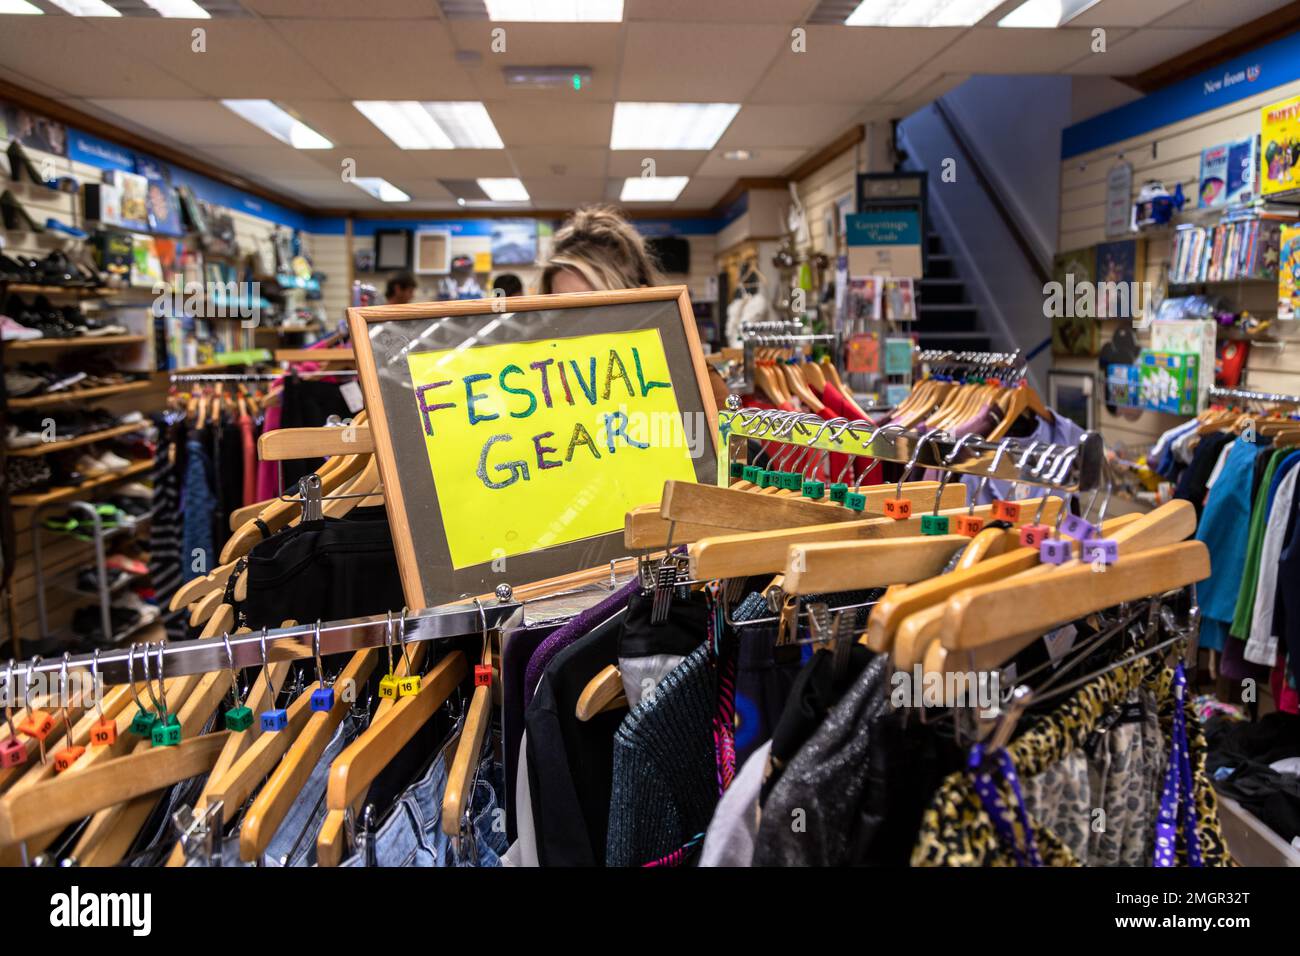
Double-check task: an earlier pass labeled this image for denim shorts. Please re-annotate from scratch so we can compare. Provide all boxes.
[341,753,507,867]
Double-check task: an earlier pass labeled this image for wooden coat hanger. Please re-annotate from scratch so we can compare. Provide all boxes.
[575,664,627,721]
[689,496,1062,580]
[441,634,494,838]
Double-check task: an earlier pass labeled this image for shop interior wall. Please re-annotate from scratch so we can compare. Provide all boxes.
[1053,75,1300,457]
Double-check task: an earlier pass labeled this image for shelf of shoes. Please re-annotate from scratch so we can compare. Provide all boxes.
[5,334,147,351]
[8,458,153,509]
[6,420,150,458]
[6,379,151,409]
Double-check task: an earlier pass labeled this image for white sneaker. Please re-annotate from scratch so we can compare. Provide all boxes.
[0,316,41,341]
[116,481,153,499]
[75,453,109,477]
[96,449,132,470]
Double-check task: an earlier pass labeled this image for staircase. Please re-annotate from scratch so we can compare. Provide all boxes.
[916,229,993,353]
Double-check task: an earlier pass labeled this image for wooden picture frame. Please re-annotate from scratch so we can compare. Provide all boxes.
[348,285,719,610]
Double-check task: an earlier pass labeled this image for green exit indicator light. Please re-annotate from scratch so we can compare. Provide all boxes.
[572,73,582,91]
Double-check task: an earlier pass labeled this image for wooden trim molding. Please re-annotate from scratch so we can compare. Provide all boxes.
[1122,1,1300,93]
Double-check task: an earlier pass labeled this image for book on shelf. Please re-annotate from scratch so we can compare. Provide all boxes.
[1170,214,1281,284]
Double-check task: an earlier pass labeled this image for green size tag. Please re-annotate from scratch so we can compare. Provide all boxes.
[921,515,950,535]
[224,706,254,732]
[781,472,803,491]
[129,708,159,737]
[802,480,825,500]
[742,465,762,484]
[151,713,181,748]
[729,462,744,479]
[843,492,866,512]
[829,483,848,503]
[759,470,779,488]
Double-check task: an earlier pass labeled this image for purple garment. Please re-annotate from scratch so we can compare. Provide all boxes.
[523,578,640,709]
[961,411,1087,507]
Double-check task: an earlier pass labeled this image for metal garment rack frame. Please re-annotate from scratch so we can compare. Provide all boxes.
[718,405,1105,493]
[4,599,522,698]
[1208,385,1300,406]
[739,319,840,398]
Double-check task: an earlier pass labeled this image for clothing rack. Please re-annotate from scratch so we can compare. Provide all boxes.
[739,319,840,397]
[3,599,522,697]
[720,404,1104,492]
[1207,385,1300,406]
[917,348,1026,380]
[168,370,360,383]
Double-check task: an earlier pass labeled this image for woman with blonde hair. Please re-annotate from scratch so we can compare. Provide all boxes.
[540,204,664,294]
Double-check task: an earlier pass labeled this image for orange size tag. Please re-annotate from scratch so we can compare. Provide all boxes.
[19,710,54,742]
[90,718,117,747]
[882,498,912,520]
[954,515,985,537]
[992,500,1021,523]
[53,746,86,773]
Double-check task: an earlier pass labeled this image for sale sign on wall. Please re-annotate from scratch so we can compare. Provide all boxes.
[406,328,698,569]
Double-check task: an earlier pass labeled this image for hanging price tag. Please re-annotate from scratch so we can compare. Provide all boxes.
[378,674,400,700]
[1019,524,1051,548]
[151,713,182,748]
[1060,514,1097,541]
[0,738,26,768]
[474,665,492,687]
[398,676,422,697]
[260,708,288,732]
[801,480,825,500]
[90,717,117,746]
[992,500,1021,522]
[954,515,985,537]
[1039,539,1072,565]
[19,710,54,742]
[224,706,253,732]
[843,492,867,512]
[1082,539,1118,565]
[828,483,849,503]
[882,497,912,519]
[53,746,86,773]
[310,687,335,712]
[921,515,950,535]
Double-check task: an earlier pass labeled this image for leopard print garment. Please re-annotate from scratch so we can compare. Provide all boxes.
[912,654,1232,866]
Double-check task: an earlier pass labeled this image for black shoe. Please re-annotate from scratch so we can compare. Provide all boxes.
[37,251,78,286]
[0,190,44,233]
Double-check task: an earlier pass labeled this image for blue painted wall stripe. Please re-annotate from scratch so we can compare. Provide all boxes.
[1061,30,1300,159]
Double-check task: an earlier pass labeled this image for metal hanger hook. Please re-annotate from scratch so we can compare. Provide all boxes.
[155,642,169,716]
[25,655,41,721]
[90,648,104,721]
[897,429,949,498]
[970,437,1017,515]
[4,660,16,738]
[313,620,325,690]
[933,434,981,514]
[223,632,241,711]
[398,607,413,675]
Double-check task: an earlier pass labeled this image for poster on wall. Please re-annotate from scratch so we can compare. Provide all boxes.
[1104,161,1133,238]
[146,180,183,236]
[1050,247,1100,356]
[1198,137,1257,207]
[1261,93,1300,200]
[1280,224,1300,321]
[3,104,67,156]
[1094,238,1144,319]
[490,219,537,266]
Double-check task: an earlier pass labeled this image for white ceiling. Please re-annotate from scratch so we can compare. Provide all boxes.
[0,0,1289,212]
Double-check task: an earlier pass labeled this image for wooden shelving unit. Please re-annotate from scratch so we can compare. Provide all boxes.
[9,458,152,509]
[2,283,118,296]
[6,379,151,409]
[7,421,149,458]
[6,334,146,351]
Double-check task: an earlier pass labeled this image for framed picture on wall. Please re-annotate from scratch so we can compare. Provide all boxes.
[1048,370,1095,433]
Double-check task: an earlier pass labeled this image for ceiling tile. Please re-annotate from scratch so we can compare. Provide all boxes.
[624,0,809,22]
[716,104,863,149]
[606,151,709,176]
[1065,27,1222,74]
[507,146,608,177]
[940,27,1129,73]
[272,18,477,99]
[696,147,806,177]
[674,177,733,206]
[90,19,332,99]
[520,176,608,204]
[0,19,202,98]
[88,99,275,147]
[1070,0,1191,27]
[262,176,384,203]
[446,22,624,102]
[1153,0,1294,27]
[201,144,340,178]
[749,26,963,104]
[0,65,67,100]
[486,101,614,147]
[619,22,789,101]
[385,178,456,201]
[242,0,442,17]
[278,100,392,148]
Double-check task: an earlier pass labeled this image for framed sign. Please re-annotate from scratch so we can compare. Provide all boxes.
[348,286,719,609]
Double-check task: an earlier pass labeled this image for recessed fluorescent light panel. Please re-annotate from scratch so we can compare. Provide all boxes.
[353,101,504,150]
[48,0,121,15]
[221,100,333,150]
[998,0,1101,27]
[0,0,43,13]
[354,178,410,203]
[141,0,211,17]
[620,176,689,202]
[477,178,530,202]
[610,103,740,151]
[846,0,1003,26]
[484,0,623,21]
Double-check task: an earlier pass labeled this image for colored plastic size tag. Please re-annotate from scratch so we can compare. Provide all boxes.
[992,500,1021,523]
[828,483,849,503]
[223,706,253,733]
[151,714,181,748]
[474,665,492,688]
[53,746,86,773]
[1039,539,1072,565]
[310,687,335,712]
[260,708,288,733]
[398,676,421,697]
[921,515,950,535]
[783,472,804,492]
[729,462,743,479]
[1082,539,1118,566]
[801,480,825,500]
[758,470,779,489]
[1019,524,1051,548]
[378,674,400,700]
[1059,514,1097,541]
[0,738,26,768]
[742,465,762,484]
[954,515,985,537]
[843,492,867,512]
[19,710,54,742]
[89,717,117,746]
[882,498,912,520]
[129,708,159,737]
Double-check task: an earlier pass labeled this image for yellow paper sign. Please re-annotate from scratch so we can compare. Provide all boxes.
[1262,93,1300,199]
[407,328,700,569]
